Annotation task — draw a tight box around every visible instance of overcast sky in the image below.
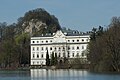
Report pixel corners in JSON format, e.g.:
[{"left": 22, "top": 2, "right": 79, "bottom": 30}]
[{"left": 0, "top": 0, "right": 120, "bottom": 31}]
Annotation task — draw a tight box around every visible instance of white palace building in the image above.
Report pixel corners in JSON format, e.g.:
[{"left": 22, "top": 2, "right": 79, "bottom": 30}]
[{"left": 30, "top": 30, "right": 90, "bottom": 66}]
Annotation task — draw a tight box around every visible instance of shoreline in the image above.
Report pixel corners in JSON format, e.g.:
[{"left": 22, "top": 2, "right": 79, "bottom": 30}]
[{"left": 0, "top": 67, "right": 120, "bottom": 74}]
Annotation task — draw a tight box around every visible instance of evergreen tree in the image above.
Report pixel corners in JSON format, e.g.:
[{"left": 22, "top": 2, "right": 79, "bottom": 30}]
[
  {"left": 46, "top": 50, "right": 50, "bottom": 66},
  {"left": 54, "top": 53, "right": 58, "bottom": 65},
  {"left": 51, "top": 52, "right": 55, "bottom": 65},
  {"left": 90, "top": 27, "right": 97, "bottom": 41}
]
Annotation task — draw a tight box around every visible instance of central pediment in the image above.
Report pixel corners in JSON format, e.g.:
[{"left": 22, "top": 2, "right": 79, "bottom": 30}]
[
  {"left": 53, "top": 30, "right": 65, "bottom": 38},
  {"left": 53, "top": 30, "right": 66, "bottom": 43}
]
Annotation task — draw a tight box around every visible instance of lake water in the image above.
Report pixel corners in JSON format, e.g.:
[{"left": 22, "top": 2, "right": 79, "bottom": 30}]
[{"left": 0, "top": 69, "right": 120, "bottom": 80}]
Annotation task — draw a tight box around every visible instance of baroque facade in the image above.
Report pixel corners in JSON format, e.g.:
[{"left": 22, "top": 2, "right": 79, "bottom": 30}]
[{"left": 31, "top": 30, "right": 90, "bottom": 66}]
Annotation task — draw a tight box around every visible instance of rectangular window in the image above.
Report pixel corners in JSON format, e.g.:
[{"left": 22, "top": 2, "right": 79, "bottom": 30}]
[
  {"left": 68, "top": 46, "right": 70, "bottom": 50},
  {"left": 33, "top": 62, "right": 34, "bottom": 65},
  {"left": 59, "top": 47, "right": 61, "bottom": 51},
  {"left": 76, "top": 53, "right": 79, "bottom": 57},
  {"left": 54, "top": 47, "right": 56, "bottom": 50},
  {"left": 82, "top": 53, "right": 84, "bottom": 57},
  {"left": 46, "top": 47, "right": 48, "bottom": 50},
  {"left": 72, "top": 53, "right": 74, "bottom": 57},
  {"left": 50, "top": 47, "right": 52, "bottom": 50},
  {"left": 37, "top": 54, "right": 39, "bottom": 58},
  {"left": 41, "top": 47, "right": 43, "bottom": 50},
  {"left": 63, "top": 47, "right": 65, "bottom": 50},
  {"left": 41, "top": 54, "right": 43, "bottom": 58},
  {"left": 77, "top": 46, "right": 79, "bottom": 49},
  {"left": 68, "top": 52, "right": 70, "bottom": 58},
  {"left": 33, "top": 54, "right": 35, "bottom": 58},
  {"left": 82, "top": 46, "right": 84, "bottom": 49},
  {"left": 72, "top": 47, "right": 74, "bottom": 50},
  {"left": 37, "top": 47, "right": 39, "bottom": 51},
  {"left": 33, "top": 47, "right": 35, "bottom": 51},
  {"left": 59, "top": 53, "right": 61, "bottom": 57},
  {"left": 37, "top": 62, "right": 39, "bottom": 64}
]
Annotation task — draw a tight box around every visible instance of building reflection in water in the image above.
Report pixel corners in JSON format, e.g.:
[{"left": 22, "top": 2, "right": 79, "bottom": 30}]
[{"left": 30, "top": 69, "right": 88, "bottom": 80}]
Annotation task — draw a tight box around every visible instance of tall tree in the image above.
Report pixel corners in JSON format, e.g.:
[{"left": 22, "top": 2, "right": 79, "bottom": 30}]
[
  {"left": 88, "top": 17, "right": 120, "bottom": 72},
  {"left": 51, "top": 52, "right": 55, "bottom": 66},
  {"left": 54, "top": 53, "right": 58, "bottom": 65},
  {"left": 46, "top": 50, "right": 50, "bottom": 66}
]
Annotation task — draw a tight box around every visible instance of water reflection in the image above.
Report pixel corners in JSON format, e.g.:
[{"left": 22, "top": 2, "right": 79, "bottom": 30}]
[
  {"left": 30, "top": 69, "right": 88, "bottom": 80},
  {"left": 0, "top": 69, "right": 119, "bottom": 80},
  {"left": 30, "top": 69, "right": 120, "bottom": 80}
]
